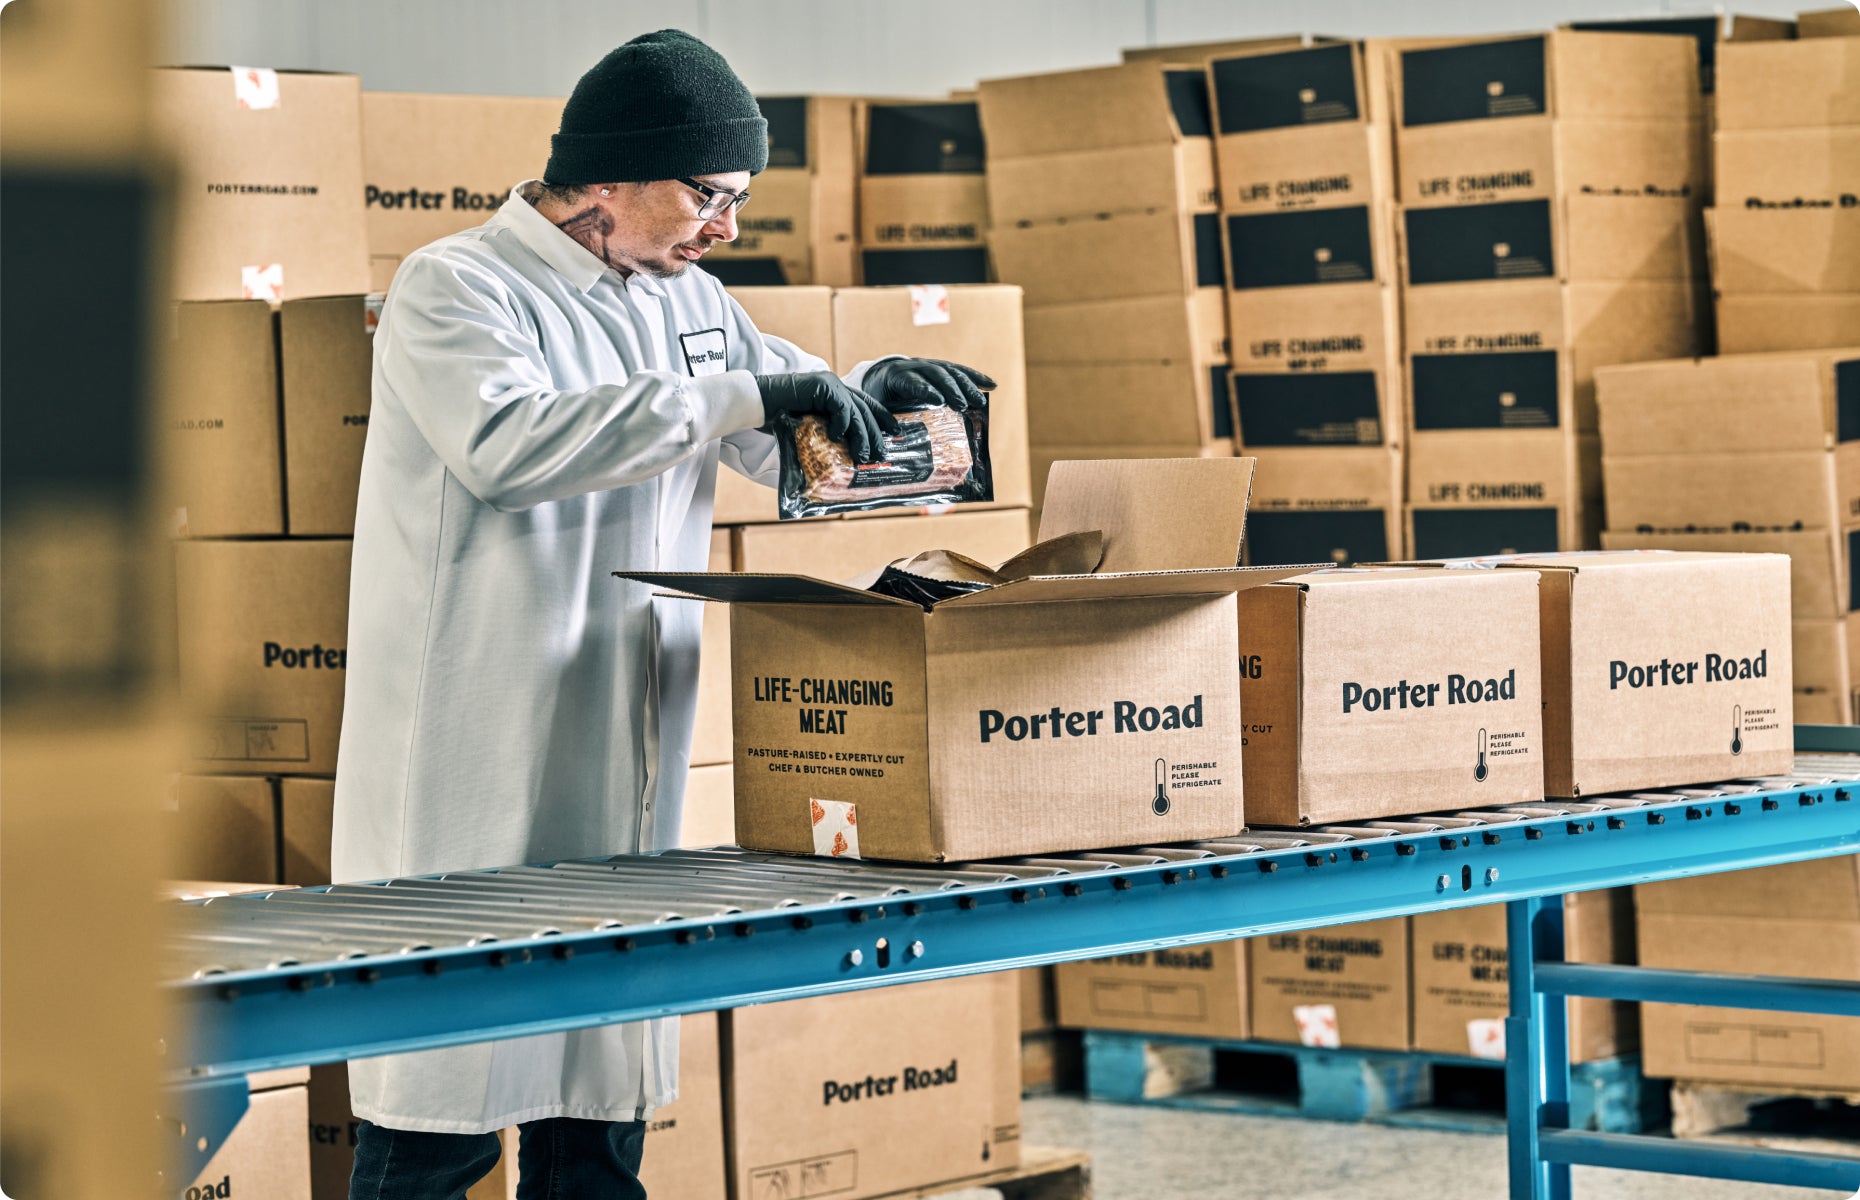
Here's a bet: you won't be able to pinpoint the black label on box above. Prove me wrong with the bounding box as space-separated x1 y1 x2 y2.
1837 360 1860 444
1166 70 1215 139
1209 365 1234 439
864 103 986 175
1404 199 1554 285
1246 510 1389 567
1234 371 1382 445
1212 43 1360 133
1850 528 1860 613
860 247 991 286
1570 17 1717 93
1411 351 1560 430
1401 37 1547 127
1227 206 1376 289
1411 508 1561 558
1194 212 1226 289
759 97 810 169
703 256 791 286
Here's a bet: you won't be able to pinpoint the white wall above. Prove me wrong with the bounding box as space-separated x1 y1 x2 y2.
164 0 1822 99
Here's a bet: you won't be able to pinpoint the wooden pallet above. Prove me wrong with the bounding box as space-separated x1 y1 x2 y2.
875 1146 1091 1200
1021 1029 1084 1097
1671 1080 1860 1159
1080 1029 1665 1134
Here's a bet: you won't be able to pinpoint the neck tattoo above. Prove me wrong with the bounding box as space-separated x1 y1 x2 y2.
554 205 622 271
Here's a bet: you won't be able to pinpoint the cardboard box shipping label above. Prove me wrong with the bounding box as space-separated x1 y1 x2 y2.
1250 917 1411 1051
1238 567 1545 824
1055 942 1248 1039
1480 552 1794 795
1210 42 1395 216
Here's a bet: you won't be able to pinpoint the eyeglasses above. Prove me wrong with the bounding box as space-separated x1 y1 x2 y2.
678 177 751 220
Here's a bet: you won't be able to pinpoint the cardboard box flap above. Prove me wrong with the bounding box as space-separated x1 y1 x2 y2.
978 61 1198 160
1039 458 1256 573
931 564 1312 609
614 571 917 608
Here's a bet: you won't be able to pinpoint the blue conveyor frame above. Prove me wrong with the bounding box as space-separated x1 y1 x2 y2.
163 726 1860 1197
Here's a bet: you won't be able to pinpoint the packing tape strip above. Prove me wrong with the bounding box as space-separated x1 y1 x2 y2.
1467 1017 1507 1060
231 65 281 110
909 284 951 327
1293 1003 1341 1048
809 798 861 859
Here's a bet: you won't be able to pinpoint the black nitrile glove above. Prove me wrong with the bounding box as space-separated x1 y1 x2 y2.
860 357 997 414
755 371 900 464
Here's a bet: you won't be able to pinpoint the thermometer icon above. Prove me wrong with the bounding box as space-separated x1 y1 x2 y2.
1152 758 1170 815
1731 705 1743 756
1474 728 1490 783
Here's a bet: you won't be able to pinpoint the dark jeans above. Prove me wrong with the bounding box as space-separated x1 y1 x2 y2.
349 1117 648 1200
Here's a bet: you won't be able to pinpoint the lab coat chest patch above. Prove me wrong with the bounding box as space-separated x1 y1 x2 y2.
679 328 728 377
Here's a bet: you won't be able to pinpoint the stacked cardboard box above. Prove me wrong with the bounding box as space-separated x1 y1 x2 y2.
1636 859 1860 1092
1209 40 1403 565
860 100 990 285
1596 349 1860 724
980 60 1233 513
704 97 859 287
1394 32 1709 555
360 92 560 291
1709 38 1860 353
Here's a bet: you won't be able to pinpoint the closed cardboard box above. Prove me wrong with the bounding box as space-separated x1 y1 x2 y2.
860 102 989 285
1238 567 1545 824
279 775 334 885
831 285 1031 512
161 299 284 538
633 460 1286 861
733 508 1031 581
1244 446 1401 567
1597 350 1860 533
360 92 560 291
1717 292 1860 356
1709 208 1860 297
176 539 351 776
979 60 1216 227
1793 616 1854 702
1483 552 1793 796
164 774 278 884
724 975 1017 1200
1020 967 1056 1034
1025 291 1226 366
1229 281 1401 391
1411 891 1637 1063
1716 37 1860 132
1406 430 1587 554
991 208 1224 308
1055 942 1248 1039
190 1081 311 1200
1715 127 1860 213
1402 195 1704 288
1601 525 1852 620
1394 33 1703 209
713 286 835 526
1028 359 1234 449
279 295 373 536
1250 918 1410 1050
155 68 370 302
692 528 735 766
703 96 857 288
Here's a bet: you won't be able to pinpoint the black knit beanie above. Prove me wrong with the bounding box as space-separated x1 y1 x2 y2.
545 30 768 184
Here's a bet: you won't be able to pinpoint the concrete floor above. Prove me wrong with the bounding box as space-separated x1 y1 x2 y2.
1021 1096 1852 1199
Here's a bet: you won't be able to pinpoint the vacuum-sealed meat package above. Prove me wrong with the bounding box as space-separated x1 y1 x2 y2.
772 396 992 519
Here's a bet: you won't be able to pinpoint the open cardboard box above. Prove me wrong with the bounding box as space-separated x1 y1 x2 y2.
623 458 1311 861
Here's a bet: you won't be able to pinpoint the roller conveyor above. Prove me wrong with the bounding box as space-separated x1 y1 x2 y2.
160 731 1860 1199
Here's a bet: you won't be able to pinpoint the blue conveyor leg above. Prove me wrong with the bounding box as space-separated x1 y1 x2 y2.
160 1073 248 1189
1508 896 1572 1200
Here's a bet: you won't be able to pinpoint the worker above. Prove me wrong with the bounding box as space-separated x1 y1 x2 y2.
331 29 993 1200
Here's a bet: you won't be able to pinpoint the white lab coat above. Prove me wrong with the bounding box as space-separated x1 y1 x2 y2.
332 183 852 1133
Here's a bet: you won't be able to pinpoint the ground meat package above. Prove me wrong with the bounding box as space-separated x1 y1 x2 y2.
772 397 992 519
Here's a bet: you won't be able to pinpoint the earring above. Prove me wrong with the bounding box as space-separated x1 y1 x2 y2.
599 187 613 197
